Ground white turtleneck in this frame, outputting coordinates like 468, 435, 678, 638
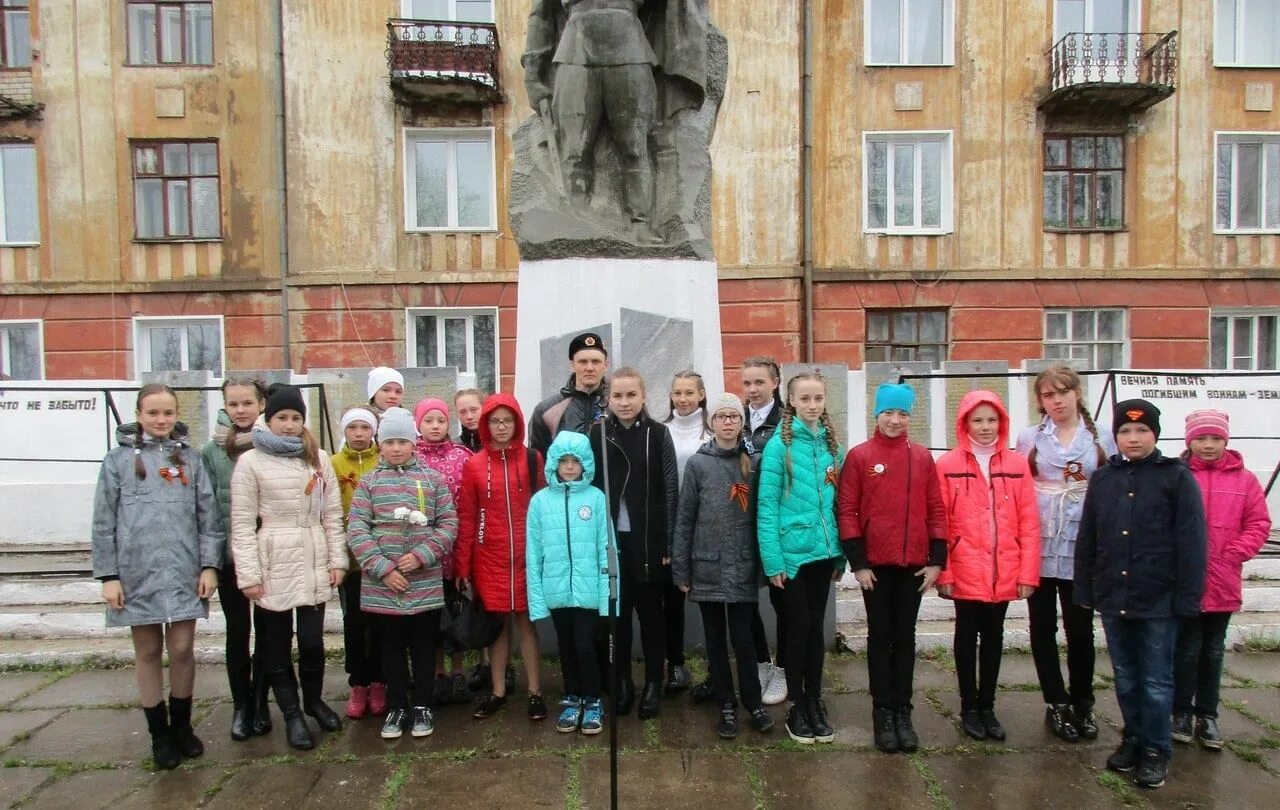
668, 408, 711, 488
970, 435, 998, 482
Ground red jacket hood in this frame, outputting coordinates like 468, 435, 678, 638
478, 393, 526, 450
954, 389, 1009, 451
1187, 448, 1245, 473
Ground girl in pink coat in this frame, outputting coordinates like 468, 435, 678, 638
1172, 410, 1271, 750
936, 390, 1041, 741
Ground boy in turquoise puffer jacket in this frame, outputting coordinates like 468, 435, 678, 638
526, 431, 612, 735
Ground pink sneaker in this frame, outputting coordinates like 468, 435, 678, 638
368, 682, 388, 715
345, 685, 368, 719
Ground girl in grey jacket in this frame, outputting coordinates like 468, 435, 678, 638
673, 393, 774, 739
92, 383, 224, 770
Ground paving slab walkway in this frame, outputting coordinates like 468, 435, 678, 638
1, 653, 1277, 808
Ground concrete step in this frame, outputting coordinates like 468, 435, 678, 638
0, 633, 346, 668
0, 597, 345, 640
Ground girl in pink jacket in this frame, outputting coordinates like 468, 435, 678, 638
1172, 410, 1271, 750
936, 390, 1041, 742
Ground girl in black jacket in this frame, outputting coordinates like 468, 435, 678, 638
589, 367, 679, 720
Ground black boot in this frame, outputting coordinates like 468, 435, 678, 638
638, 682, 662, 720
271, 671, 315, 751
230, 703, 253, 742
143, 702, 180, 770
894, 707, 919, 753
808, 697, 834, 743
872, 707, 899, 754
615, 679, 636, 716
229, 659, 253, 741
961, 709, 986, 740
301, 669, 342, 733
250, 656, 273, 736
168, 695, 204, 758
665, 664, 690, 694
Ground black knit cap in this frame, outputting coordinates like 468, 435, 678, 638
265, 383, 307, 421
1113, 398, 1161, 439
568, 332, 608, 360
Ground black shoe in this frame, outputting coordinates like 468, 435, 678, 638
1195, 716, 1223, 750
873, 707, 899, 754
472, 692, 507, 719
638, 682, 662, 720
1046, 704, 1079, 743
1073, 705, 1099, 740
230, 702, 253, 742
717, 702, 739, 739
467, 661, 488, 692
786, 702, 816, 744
1106, 736, 1141, 773
250, 657, 273, 736
894, 707, 919, 753
1134, 747, 1168, 789
808, 697, 834, 743
961, 709, 986, 740
528, 692, 548, 721
168, 696, 204, 758
616, 680, 636, 716
691, 678, 714, 704
300, 670, 342, 733
1171, 711, 1194, 744
980, 710, 1006, 742
749, 706, 774, 733
143, 703, 180, 770
272, 672, 315, 751
665, 664, 691, 694
450, 673, 470, 704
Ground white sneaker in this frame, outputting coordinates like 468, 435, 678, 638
760, 662, 788, 706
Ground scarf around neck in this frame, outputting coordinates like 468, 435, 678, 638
252, 425, 306, 458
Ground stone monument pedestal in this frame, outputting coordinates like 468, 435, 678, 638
514, 258, 725, 412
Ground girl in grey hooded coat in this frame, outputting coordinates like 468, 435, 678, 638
92, 384, 224, 770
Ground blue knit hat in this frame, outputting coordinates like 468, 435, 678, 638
874, 383, 916, 417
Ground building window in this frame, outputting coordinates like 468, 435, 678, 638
864, 132, 953, 234
1215, 0, 1280, 67
1215, 133, 1280, 233
404, 128, 495, 231
1, 1, 30, 68
401, 0, 494, 22
134, 317, 223, 376
0, 143, 38, 244
865, 309, 948, 368
0, 319, 40, 380
126, 1, 214, 66
1043, 135, 1124, 231
407, 308, 497, 392
865, 0, 953, 65
1211, 311, 1278, 370
1044, 309, 1125, 370
131, 141, 221, 240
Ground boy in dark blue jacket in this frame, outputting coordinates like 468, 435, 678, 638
1075, 399, 1206, 791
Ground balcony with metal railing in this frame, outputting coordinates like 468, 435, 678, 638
386, 19, 501, 107
1039, 31, 1178, 115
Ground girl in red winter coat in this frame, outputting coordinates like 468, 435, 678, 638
454, 394, 548, 721
935, 391, 1040, 742
1172, 409, 1272, 749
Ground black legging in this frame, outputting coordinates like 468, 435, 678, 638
700, 601, 762, 709
781, 559, 835, 702
953, 599, 1010, 712
1027, 577, 1095, 709
750, 584, 787, 667
379, 610, 440, 710
253, 603, 326, 678
553, 607, 603, 699
218, 563, 252, 704
339, 572, 383, 687
664, 577, 686, 668
863, 566, 924, 711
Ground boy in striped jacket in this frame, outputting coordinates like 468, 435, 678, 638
347, 408, 457, 740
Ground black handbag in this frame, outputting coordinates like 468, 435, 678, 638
440, 587, 503, 651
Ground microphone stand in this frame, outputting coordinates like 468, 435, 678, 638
598, 413, 620, 810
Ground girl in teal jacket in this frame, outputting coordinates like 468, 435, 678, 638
526, 431, 612, 735
756, 371, 844, 745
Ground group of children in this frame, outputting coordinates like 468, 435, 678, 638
90, 352, 1271, 791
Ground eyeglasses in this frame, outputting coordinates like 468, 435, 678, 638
712, 413, 742, 423
487, 417, 516, 428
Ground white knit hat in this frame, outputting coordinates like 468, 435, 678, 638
339, 407, 378, 434
710, 392, 744, 418
366, 366, 405, 400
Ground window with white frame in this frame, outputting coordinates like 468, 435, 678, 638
407, 308, 496, 392
134, 317, 223, 376
0, 319, 40, 380
865, 0, 953, 65
0, 143, 38, 244
1215, 0, 1280, 67
1, 1, 30, 68
864, 131, 953, 234
401, 0, 493, 21
1215, 133, 1280, 233
126, 1, 214, 66
405, 128, 495, 231
1044, 309, 1126, 370
1211, 310, 1278, 370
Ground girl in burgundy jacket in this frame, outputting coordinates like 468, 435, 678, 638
1172, 409, 1271, 750
837, 383, 948, 755
935, 391, 1040, 742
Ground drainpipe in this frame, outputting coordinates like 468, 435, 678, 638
274, 0, 292, 368
800, 0, 815, 363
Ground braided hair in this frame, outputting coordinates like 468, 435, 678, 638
220, 377, 267, 455
779, 371, 840, 492
133, 383, 185, 480
1027, 365, 1105, 477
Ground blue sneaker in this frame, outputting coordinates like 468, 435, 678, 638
580, 698, 604, 735
556, 695, 583, 733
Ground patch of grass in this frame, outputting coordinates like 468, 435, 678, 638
378, 760, 413, 810
1227, 740, 1269, 770
1094, 768, 1144, 806
738, 751, 768, 810
919, 647, 956, 674
564, 749, 584, 810
201, 766, 240, 801
906, 752, 951, 809
1239, 636, 1280, 653
1222, 697, 1280, 736
921, 689, 956, 722
642, 718, 661, 749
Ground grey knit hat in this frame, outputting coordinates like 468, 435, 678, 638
377, 407, 418, 443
